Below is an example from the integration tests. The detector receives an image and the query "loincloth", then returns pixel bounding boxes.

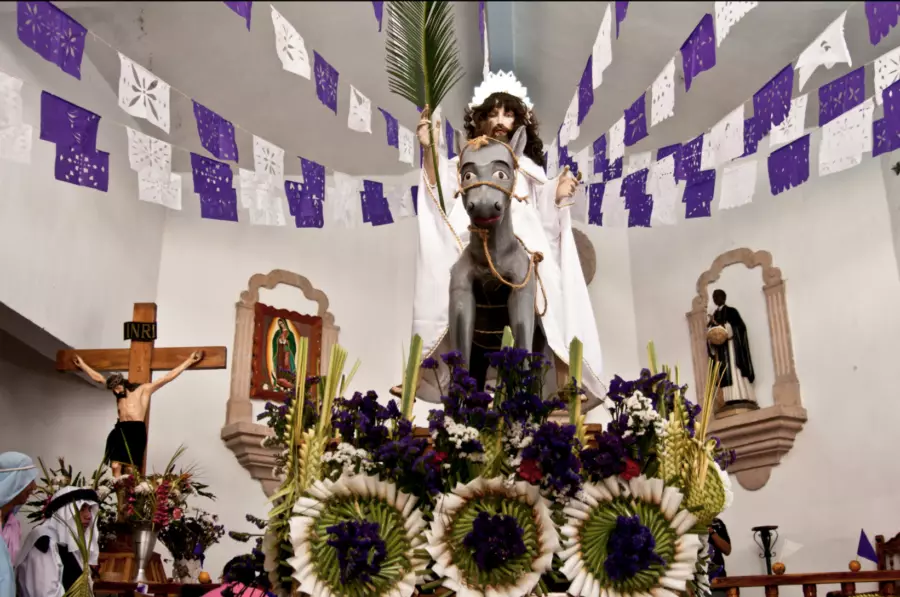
[105,420,147,467]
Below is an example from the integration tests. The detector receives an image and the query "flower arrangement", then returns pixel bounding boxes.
[159,508,225,580]
[113,446,214,530]
[223,514,272,593]
[257,330,735,597]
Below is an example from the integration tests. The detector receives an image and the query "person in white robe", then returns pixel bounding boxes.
[17,486,100,597]
[0,452,38,597]
[406,71,607,413]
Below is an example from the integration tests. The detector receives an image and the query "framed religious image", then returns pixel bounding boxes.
[250,302,322,401]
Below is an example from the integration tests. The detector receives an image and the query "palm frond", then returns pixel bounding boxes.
[401,335,424,420]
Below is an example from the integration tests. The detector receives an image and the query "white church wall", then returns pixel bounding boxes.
[0,36,167,354]
[627,141,900,590]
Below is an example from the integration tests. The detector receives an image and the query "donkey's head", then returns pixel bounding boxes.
[455,126,527,230]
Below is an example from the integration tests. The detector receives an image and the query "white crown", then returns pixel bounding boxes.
[469,70,534,110]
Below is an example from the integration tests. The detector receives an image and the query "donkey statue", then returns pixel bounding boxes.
[449,126,545,389]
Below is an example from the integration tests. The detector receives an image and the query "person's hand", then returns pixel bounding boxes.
[555,168,579,204]
[190,350,204,364]
[416,105,440,148]
[708,526,715,536]
[73,354,85,368]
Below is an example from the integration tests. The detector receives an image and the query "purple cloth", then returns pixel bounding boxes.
[680,13,716,92]
[411,185,419,214]
[293,157,325,227]
[372,1,384,32]
[622,168,651,228]
[1,513,22,564]
[55,143,109,191]
[742,116,765,157]
[624,92,648,146]
[657,143,680,162]
[615,2,629,38]
[603,156,623,182]
[874,117,900,156]
[40,91,99,151]
[677,134,703,183]
[767,134,810,196]
[199,188,238,222]
[683,170,715,219]
[818,67,865,127]
[592,135,607,176]
[361,180,393,226]
[314,51,339,114]
[864,1,900,46]
[578,57,594,126]
[753,63,794,131]
[17,1,87,79]
[588,183,605,226]
[192,101,238,162]
[190,153,237,221]
[446,119,457,159]
[223,1,252,30]
[379,108,399,148]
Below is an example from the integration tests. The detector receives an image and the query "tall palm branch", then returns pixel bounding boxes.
[385,1,465,213]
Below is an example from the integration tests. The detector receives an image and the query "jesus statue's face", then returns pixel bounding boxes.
[480,106,516,142]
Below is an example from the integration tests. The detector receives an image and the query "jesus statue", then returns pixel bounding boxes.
[403,71,607,410]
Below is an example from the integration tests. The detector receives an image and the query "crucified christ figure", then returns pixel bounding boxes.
[73,351,203,476]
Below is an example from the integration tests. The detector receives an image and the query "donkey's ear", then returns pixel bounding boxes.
[454,129,466,158]
[510,126,527,158]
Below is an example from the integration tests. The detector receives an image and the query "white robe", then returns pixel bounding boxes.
[413,154,607,404]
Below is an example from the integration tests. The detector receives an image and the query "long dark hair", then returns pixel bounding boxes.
[463,92,545,168]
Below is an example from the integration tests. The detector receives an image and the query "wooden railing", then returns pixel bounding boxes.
[93,581,221,597]
[712,571,900,597]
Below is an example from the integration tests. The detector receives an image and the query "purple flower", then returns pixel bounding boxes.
[463,512,526,572]
[441,350,465,367]
[326,520,387,584]
[581,432,629,480]
[521,422,582,497]
[421,357,439,370]
[603,515,665,581]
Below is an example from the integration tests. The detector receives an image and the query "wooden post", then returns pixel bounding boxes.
[726,588,740,597]
[840,583,856,597]
[56,303,227,473]
[802,584,817,597]
[765,585,780,597]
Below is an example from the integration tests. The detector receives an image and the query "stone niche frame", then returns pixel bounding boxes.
[686,249,807,491]
[221,269,339,496]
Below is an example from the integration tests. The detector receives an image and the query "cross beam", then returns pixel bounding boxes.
[56,303,227,472]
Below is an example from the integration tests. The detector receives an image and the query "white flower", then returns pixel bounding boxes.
[134,482,152,494]
[97,487,111,500]
[713,460,734,512]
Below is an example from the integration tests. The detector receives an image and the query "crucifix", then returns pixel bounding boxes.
[56,302,227,474]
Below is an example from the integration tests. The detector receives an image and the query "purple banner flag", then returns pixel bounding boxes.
[411,185,419,214]
[677,134,704,182]
[818,67,865,127]
[622,168,652,228]
[753,64,794,131]
[200,188,238,222]
[742,116,765,157]
[657,143,680,162]
[223,1,252,30]
[372,1,384,32]
[864,1,900,46]
[285,179,324,229]
[54,144,109,192]
[361,180,394,226]
[314,51,339,114]
[17,1,87,79]
[40,91,99,151]
[593,135,607,176]
[624,93,648,146]
[190,152,238,221]
[192,101,238,161]
[446,119,457,159]
[296,157,326,227]
[588,183,605,226]
[683,170,715,219]
[622,168,648,202]
[603,156,623,182]
[558,142,579,178]
[873,118,900,156]
[615,2,629,38]
[768,134,810,196]
[578,57,593,126]
[378,108,399,148]
[680,13,716,92]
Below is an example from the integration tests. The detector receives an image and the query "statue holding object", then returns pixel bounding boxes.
[706,289,757,413]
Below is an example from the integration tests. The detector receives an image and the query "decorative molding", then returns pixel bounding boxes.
[222,269,339,496]
[686,249,806,491]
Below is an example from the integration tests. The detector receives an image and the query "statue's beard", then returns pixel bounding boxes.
[490,125,509,140]
[114,390,127,399]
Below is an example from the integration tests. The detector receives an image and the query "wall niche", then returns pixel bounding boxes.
[220,269,340,496]
[686,249,807,491]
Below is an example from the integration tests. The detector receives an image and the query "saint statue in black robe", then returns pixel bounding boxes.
[707,289,757,405]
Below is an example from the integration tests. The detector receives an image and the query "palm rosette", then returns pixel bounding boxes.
[426,477,559,597]
[287,474,427,597]
[559,475,703,597]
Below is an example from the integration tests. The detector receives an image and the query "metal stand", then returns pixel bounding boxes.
[753,525,779,575]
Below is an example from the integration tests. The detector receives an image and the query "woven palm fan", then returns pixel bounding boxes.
[707,325,728,346]
[385,1,465,213]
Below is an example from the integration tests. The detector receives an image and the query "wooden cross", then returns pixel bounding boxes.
[55,303,227,472]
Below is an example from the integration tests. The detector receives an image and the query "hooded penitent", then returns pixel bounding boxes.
[16,486,100,597]
[0,452,39,597]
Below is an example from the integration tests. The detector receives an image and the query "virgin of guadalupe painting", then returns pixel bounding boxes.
[250,302,322,401]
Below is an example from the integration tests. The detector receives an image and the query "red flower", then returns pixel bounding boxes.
[518,459,543,483]
[433,451,449,464]
[621,459,640,481]
[172,508,183,521]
